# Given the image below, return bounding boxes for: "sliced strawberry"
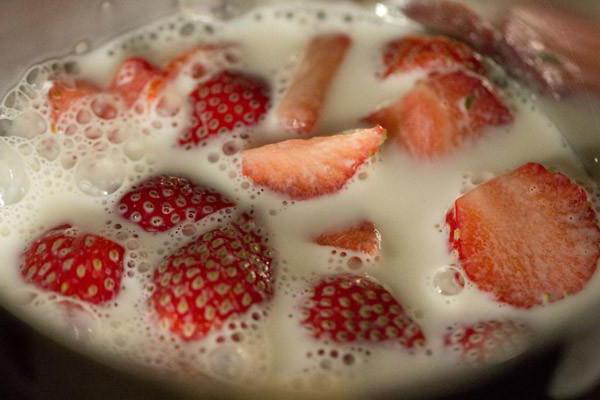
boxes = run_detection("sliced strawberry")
[447,163,600,308]
[444,320,532,364]
[366,71,512,159]
[20,224,124,305]
[301,274,425,347]
[109,57,165,107]
[242,126,385,200]
[278,33,352,134]
[151,215,273,341]
[48,80,101,127]
[380,35,484,78]
[315,221,381,256]
[117,175,234,233]
[163,43,237,80]
[179,70,270,148]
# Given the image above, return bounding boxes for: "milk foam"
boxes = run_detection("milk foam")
[0,1,598,396]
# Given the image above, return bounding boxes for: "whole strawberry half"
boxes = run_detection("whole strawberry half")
[20,224,125,305]
[444,320,532,364]
[117,175,235,233]
[242,126,386,200]
[179,70,271,149]
[151,215,273,341]
[315,221,381,257]
[380,35,484,78]
[447,162,600,308]
[301,274,425,348]
[366,71,512,159]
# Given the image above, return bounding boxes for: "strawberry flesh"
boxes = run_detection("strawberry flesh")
[447,162,600,308]
[179,70,270,148]
[117,175,234,233]
[366,71,512,159]
[242,126,386,200]
[380,35,484,78]
[20,225,124,305]
[315,221,381,256]
[109,57,165,107]
[278,33,352,134]
[151,215,273,341]
[301,274,425,347]
[48,80,103,127]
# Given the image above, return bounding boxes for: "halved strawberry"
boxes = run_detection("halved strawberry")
[242,126,386,200]
[109,57,165,107]
[366,71,512,159]
[117,175,234,233]
[20,224,124,305]
[444,320,532,364]
[48,80,102,127]
[179,70,270,149]
[301,274,425,347]
[447,163,600,308]
[278,33,352,134]
[151,215,273,341]
[315,221,381,256]
[380,35,484,78]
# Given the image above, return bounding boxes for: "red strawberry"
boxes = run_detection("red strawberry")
[117,175,234,233]
[20,225,124,305]
[315,221,381,256]
[48,80,101,127]
[366,71,512,159]
[301,274,425,347]
[109,57,165,107]
[447,163,600,308]
[242,126,386,200]
[163,43,237,80]
[151,215,273,341]
[179,70,270,148]
[278,33,352,134]
[380,35,484,79]
[444,320,532,364]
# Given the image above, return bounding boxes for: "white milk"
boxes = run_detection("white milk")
[0,1,598,397]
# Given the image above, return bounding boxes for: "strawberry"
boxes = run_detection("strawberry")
[179,70,270,149]
[242,126,386,200]
[48,80,102,127]
[380,35,484,78]
[109,57,165,107]
[20,224,124,305]
[151,215,273,341]
[444,320,532,364]
[315,221,381,256]
[278,33,352,134]
[366,71,512,159]
[117,175,234,233]
[301,274,425,347]
[447,163,600,308]
[163,43,237,80]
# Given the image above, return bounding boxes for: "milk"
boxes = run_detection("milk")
[0,1,597,396]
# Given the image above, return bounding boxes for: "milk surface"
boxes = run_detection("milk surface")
[0,1,598,396]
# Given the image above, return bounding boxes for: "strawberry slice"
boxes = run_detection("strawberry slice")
[20,224,124,305]
[151,215,273,341]
[179,70,270,149]
[301,274,425,347]
[380,35,484,78]
[117,175,234,233]
[366,71,512,159]
[447,163,600,308]
[109,57,165,107]
[48,80,102,127]
[278,33,352,134]
[444,320,532,364]
[315,221,381,256]
[163,43,237,80]
[242,126,386,200]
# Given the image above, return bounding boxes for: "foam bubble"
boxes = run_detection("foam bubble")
[0,140,29,206]
[75,153,126,196]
